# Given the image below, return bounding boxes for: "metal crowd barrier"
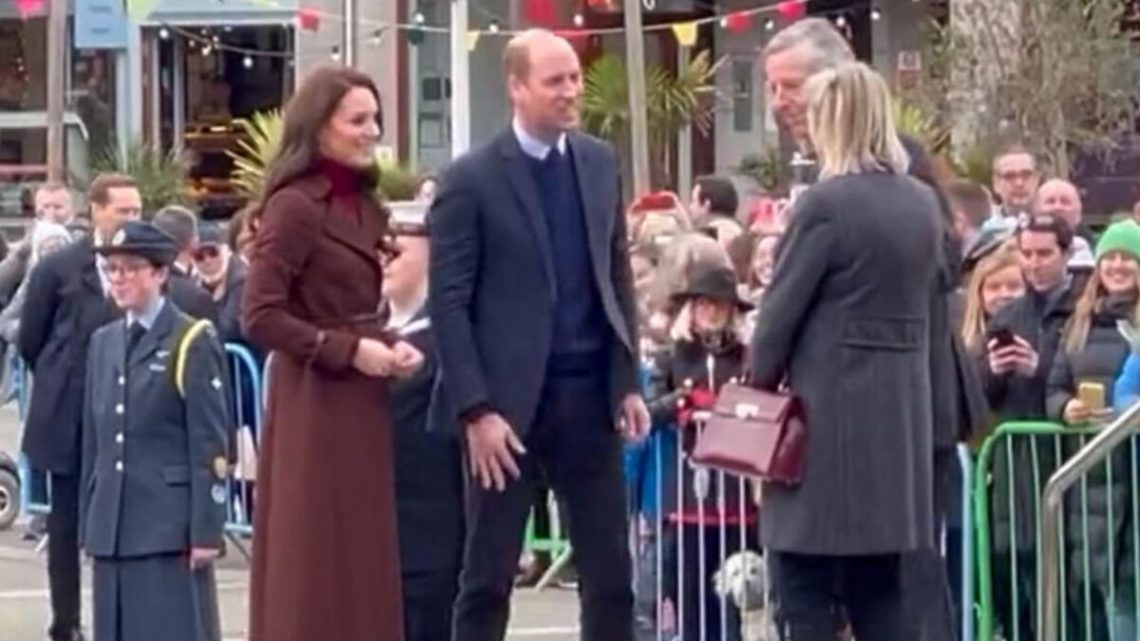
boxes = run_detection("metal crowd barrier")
[221,343,263,559]
[973,421,1140,641]
[11,342,264,557]
[614,417,978,641]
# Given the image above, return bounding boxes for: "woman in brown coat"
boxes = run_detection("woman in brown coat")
[241,66,423,641]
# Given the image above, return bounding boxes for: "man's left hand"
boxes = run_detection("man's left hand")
[618,394,651,443]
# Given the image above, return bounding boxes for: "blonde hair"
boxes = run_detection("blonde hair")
[961,242,1021,350]
[805,62,909,179]
[1064,265,1140,354]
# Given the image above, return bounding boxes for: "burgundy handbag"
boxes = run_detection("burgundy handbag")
[690,382,808,485]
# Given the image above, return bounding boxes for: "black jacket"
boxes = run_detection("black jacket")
[982,279,1078,552]
[1046,296,1136,592]
[168,264,217,324]
[389,307,464,579]
[212,256,247,344]
[427,129,639,437]
[18,239,120,474]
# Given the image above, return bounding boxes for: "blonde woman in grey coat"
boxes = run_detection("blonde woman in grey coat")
[748,62,942,641]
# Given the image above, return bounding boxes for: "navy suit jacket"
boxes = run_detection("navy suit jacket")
[427,129,639,437]
[18,239,120,474]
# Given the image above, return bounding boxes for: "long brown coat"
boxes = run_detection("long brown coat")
[242,172,402,641]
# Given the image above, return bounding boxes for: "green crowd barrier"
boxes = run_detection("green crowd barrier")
[973,421,1140,641]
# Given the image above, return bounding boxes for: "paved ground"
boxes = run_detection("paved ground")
[0,406,580,640]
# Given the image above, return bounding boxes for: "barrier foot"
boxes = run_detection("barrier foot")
[535,547,573,592]
[225,532,251,564]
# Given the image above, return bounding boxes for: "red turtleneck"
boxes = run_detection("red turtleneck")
[317,157,363,196]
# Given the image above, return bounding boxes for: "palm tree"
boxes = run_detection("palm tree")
[229,110,284,198]
[228,110,421,202]
[582,50,720,189]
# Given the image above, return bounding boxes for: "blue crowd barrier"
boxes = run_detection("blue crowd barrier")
[223,342,263,538]
[12,342,265,539]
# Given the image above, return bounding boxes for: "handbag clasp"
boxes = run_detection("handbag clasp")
[734,403,760,419]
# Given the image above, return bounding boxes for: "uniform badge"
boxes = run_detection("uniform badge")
[149,363,167,372]
[213,456,228,479]
[211,484,227,506]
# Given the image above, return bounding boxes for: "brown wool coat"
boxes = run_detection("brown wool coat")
[242,172,403,641]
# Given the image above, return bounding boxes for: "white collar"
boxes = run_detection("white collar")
[512,117,567,161]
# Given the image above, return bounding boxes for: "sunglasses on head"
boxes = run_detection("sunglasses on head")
[193,245,221,261]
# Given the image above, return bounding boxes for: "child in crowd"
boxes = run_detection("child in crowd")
[653,264,759,641]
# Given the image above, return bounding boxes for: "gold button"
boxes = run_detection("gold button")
[115,433,124,444]
[118,376,125,386]
[115,403,124,415]
[115,461,123,472]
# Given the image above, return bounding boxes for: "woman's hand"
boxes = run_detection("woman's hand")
[1063,398,1092,425]
[352,338,397,377]
[351,338,424,378]
[389,341,424,378]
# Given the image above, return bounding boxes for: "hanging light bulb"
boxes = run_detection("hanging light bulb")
[870,7,882,21]
[369,29,383,46]
[331,46,341,62]
[835,14,847,28]
[243,55,254,69]
[488,21,500,34]
[413,11,425,24]
[573,13,584,27]
[764,18,775,31]
[719,16,728,28]
[201,45,212,56]
[159,27,170,39]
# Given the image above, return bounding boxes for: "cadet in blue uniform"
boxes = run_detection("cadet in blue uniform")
[80,220,230,641]
[385,211,464,641]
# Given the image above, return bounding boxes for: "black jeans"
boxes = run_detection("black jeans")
[451,375,633,641]
[47,472,82,641]
[769,552,907,641]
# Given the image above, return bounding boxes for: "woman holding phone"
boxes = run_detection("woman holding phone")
[1046,219,1140,641]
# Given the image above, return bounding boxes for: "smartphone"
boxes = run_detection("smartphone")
[1078,381,1107,412]
[987,327,1016,348]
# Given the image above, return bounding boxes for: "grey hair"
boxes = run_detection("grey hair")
[152,205,199,252]
[763,18,854,74]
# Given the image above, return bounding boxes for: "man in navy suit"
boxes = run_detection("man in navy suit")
[20,173,141,641]
[428,28,650,641]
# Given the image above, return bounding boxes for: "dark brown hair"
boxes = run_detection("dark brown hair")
[259,66,385,214]
[87,173,137,207]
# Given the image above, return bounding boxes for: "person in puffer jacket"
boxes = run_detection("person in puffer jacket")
[1047,219,1140,641]
[654,265,759,641]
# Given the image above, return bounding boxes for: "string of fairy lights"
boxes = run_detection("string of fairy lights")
[135,0,900,64]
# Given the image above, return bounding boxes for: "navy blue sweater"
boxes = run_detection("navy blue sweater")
[527,147,609,370]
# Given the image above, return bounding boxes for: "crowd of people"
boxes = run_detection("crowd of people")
[10,13,1140,641]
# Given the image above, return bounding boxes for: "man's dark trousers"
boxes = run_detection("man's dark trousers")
[47,472,81,641]
[451,373,633,641]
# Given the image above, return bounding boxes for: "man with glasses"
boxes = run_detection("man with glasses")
[992,147,1041,221]
[19,173,142,641]
[153,206,217,323]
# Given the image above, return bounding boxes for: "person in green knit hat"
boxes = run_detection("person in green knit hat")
[1047,218,1140,641]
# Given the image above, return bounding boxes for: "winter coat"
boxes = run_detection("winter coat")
[658,335,757,525]
[1046,296,1137,593]
[982,280,1078,553]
